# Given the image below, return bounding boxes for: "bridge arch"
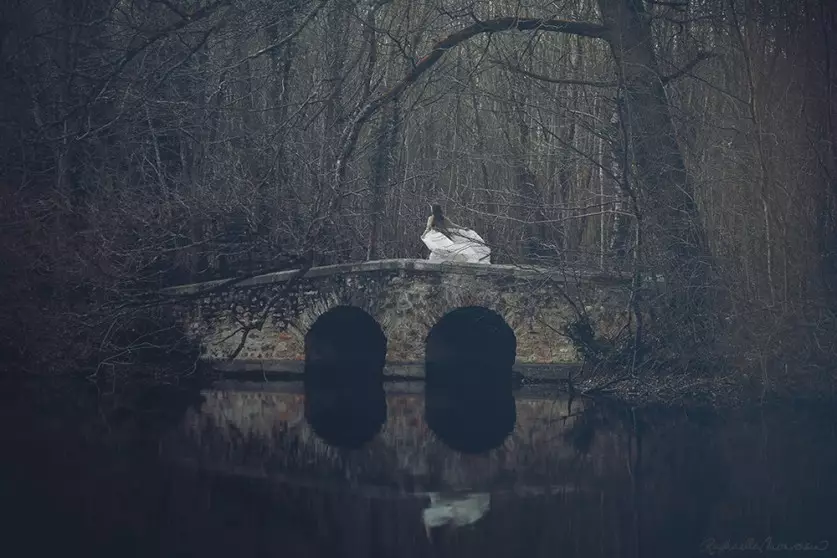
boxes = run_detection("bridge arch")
[304,305,387,369]
[425,306,516,370]
[303,305,387,449]
[424,306,517,453]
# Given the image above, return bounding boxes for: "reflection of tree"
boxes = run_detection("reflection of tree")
[631,406,727,557]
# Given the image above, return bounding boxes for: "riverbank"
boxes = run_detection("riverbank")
[574,366,837,409]
[199,358,837,409]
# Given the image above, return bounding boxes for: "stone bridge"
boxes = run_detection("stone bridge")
[166,259,632,369]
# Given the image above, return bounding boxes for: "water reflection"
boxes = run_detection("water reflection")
[303,306,387,449]
[422,492,491,536]
[11,378,835,558]
[163,385,837,557]
[424,362,515,454]
[152,308,837,556]
[424,306,517,453]
[10,305,837,556]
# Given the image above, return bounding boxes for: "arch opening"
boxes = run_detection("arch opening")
[304,305,387,370]
[425,306,516,374]
[303,306,387,449]
[424,306,517,453]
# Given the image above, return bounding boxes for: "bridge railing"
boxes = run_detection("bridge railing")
[161,258,642,296]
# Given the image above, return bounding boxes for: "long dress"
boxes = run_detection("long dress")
[421,216,491,264]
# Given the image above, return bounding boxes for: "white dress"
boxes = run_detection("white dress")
[421,220,491,264]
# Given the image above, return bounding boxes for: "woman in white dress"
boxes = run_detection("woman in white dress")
[421,204,491,264]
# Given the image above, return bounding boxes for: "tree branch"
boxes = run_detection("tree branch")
[494,50,717,88]
[660,51,717,83]
[308,16,608,244]
[494,62,617,88]
[231,0,330,69]
[226,259,314,360]
[646,0,688,11]
[155,0,189,20]
[88,0,231,120]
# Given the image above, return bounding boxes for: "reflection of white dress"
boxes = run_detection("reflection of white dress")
[423,492,490,536]
[422,227,491,264]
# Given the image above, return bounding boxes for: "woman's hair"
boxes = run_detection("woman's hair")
[430,204,445,223]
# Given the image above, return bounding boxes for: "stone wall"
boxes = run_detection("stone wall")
[165,259,632,365]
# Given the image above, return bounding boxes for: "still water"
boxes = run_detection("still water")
[154,381,836,558]
[4,377,836,558]
[4,303,836,557]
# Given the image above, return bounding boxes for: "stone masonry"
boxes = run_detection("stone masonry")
[165,259,632,366]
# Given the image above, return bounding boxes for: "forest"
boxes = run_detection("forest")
[1,0,836,397]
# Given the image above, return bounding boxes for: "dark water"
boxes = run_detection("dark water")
[3,305,836,557]
[4,381,836,558]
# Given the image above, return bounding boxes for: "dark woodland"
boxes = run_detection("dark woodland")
[2,1,837,556]
[3,0,836,395]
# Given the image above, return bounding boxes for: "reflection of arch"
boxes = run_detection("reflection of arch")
[424,306,516,454]
[303,306,387,449]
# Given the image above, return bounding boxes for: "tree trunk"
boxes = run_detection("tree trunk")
[367,102,399,261]
[599,0,716,361]
[598,0,710,279]
[609,93,633,262]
